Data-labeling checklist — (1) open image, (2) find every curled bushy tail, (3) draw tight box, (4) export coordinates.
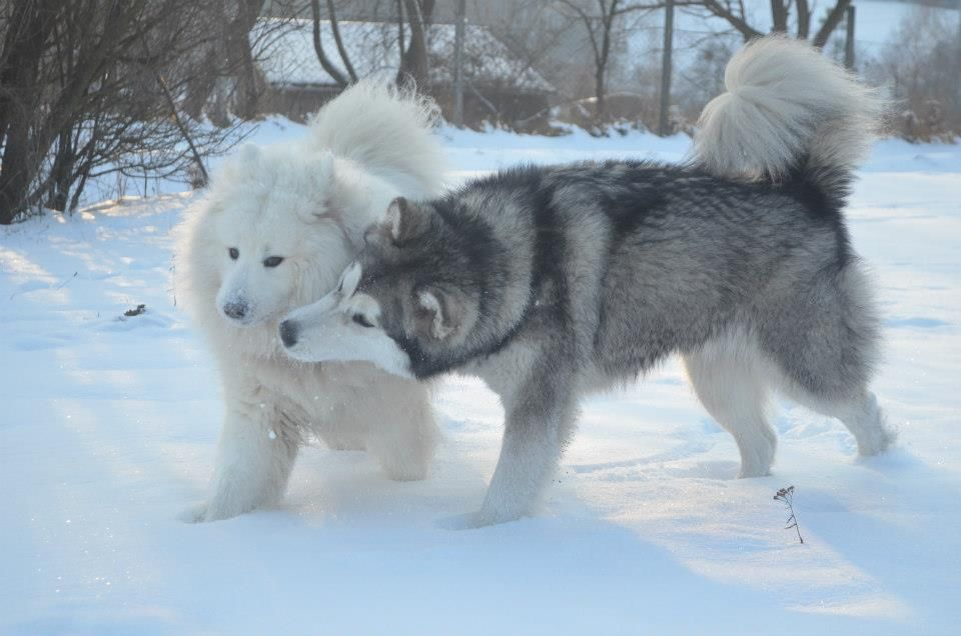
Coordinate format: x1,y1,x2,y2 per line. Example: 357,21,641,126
307,80,446,198
694,35,883,202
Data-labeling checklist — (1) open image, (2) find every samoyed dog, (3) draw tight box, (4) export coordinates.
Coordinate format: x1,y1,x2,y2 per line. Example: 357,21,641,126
174,82,445,522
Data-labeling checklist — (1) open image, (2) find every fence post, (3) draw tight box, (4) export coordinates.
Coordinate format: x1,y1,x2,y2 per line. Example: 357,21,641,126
453,0,466,127
844,4,856,70
658,0,674,136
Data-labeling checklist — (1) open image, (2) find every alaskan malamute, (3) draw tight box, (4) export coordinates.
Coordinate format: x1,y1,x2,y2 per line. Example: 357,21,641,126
281,37,896,527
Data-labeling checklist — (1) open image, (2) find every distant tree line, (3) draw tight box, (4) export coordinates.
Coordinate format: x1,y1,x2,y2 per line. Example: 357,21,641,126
1,0,957,222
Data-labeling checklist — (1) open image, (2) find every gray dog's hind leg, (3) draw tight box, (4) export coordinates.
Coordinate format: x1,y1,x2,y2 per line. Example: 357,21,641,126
760,265,896,457
683,335,777,478
784,388,895,456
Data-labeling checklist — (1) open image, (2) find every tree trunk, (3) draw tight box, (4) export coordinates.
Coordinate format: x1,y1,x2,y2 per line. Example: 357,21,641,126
398,0,430,92
658,0,674,136
770,0,788,33
0,1,58,224
226,0,264,120
795,0,810,39
46,128,76,212
0,114,39,223
594,1,618,121
327,0,358,83
311,0,348,87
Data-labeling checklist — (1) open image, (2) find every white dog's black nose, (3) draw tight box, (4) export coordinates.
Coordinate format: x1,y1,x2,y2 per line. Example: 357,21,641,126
223,301,248,320
279,320,299,348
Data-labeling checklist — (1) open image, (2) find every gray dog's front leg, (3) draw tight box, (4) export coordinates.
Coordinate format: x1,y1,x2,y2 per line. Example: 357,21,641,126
472,371,576,527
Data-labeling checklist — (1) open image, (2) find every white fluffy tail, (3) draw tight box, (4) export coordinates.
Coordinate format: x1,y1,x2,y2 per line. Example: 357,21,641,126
307,81,446,199
694,35,883,200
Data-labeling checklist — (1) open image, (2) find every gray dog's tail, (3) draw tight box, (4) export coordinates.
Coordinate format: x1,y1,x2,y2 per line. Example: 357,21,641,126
693,35,883,202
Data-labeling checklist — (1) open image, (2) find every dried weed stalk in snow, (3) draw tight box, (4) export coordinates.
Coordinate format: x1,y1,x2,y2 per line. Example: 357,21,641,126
774,486,804,544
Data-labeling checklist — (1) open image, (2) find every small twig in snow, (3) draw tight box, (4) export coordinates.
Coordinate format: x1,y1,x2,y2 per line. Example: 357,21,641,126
123,303,147,318
774,485,804,544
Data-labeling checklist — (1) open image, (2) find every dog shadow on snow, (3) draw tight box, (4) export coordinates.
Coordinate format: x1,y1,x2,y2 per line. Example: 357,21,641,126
170,401,953,632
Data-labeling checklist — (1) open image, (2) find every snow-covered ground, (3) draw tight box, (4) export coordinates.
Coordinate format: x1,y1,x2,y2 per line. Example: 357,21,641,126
1,123,959,635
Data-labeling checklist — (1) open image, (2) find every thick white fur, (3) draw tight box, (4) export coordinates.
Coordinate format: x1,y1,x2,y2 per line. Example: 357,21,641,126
174,81,445,522
694,35,884,182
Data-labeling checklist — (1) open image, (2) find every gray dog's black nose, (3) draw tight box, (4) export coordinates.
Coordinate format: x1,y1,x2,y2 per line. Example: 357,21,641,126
223,301,248,320
279,320,298,348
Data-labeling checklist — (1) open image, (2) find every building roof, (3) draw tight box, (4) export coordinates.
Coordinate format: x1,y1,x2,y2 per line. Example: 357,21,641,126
253,18,553,93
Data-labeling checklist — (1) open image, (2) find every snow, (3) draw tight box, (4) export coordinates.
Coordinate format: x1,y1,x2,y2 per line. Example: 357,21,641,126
1,123,960,635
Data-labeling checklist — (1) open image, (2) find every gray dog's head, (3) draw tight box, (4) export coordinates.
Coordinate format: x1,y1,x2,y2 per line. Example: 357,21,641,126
279,197,481,378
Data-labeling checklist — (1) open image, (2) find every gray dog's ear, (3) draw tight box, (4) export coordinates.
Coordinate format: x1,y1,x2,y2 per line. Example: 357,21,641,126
415,286,464,340
378,197,430,245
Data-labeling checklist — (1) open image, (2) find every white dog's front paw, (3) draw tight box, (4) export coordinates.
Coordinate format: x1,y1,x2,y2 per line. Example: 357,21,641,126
178,503,210,523
178,498,255,523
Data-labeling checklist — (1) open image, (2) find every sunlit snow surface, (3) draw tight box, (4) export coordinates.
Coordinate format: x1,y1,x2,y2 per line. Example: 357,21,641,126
1,122,959,635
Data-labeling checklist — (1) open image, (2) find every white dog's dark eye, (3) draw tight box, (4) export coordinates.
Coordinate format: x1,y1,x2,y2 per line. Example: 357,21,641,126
352,313,375,328
228,247,239,260
263,256,284,268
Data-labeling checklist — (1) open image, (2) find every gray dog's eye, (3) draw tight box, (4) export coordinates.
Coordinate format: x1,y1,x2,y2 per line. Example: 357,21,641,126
263,256,284,268
352,313,375,328
228,247,239,260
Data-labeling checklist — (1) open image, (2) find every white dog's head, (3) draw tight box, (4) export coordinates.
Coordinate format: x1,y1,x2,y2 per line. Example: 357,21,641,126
197,143,372,328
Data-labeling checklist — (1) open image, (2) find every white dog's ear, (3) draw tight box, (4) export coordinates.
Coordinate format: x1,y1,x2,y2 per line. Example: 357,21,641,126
375,197,430,245
415,286,462,340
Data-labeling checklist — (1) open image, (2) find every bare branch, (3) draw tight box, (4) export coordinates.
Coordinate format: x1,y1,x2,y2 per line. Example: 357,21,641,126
812,0,851,48
310,0,348,87
326,0,357,83
700,0,763,41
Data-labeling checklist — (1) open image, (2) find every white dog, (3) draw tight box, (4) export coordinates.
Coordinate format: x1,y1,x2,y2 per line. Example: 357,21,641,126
174,82,445,522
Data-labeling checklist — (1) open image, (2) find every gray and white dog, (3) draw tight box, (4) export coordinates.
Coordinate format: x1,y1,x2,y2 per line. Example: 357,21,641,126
280,36,896,526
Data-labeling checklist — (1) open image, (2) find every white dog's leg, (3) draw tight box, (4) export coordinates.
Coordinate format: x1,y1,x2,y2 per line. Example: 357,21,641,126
363,378,439,481
183,399,299,522
472,371,576,527
684,337,777,478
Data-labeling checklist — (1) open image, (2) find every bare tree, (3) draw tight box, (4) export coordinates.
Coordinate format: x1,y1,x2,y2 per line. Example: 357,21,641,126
226,0,269,120
698,0,852,47
484,1,581,99
0,0,248,224
396,0,435,92
307,0,434,94
555,1,669,120
865,7,961,141
310,0,357,88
